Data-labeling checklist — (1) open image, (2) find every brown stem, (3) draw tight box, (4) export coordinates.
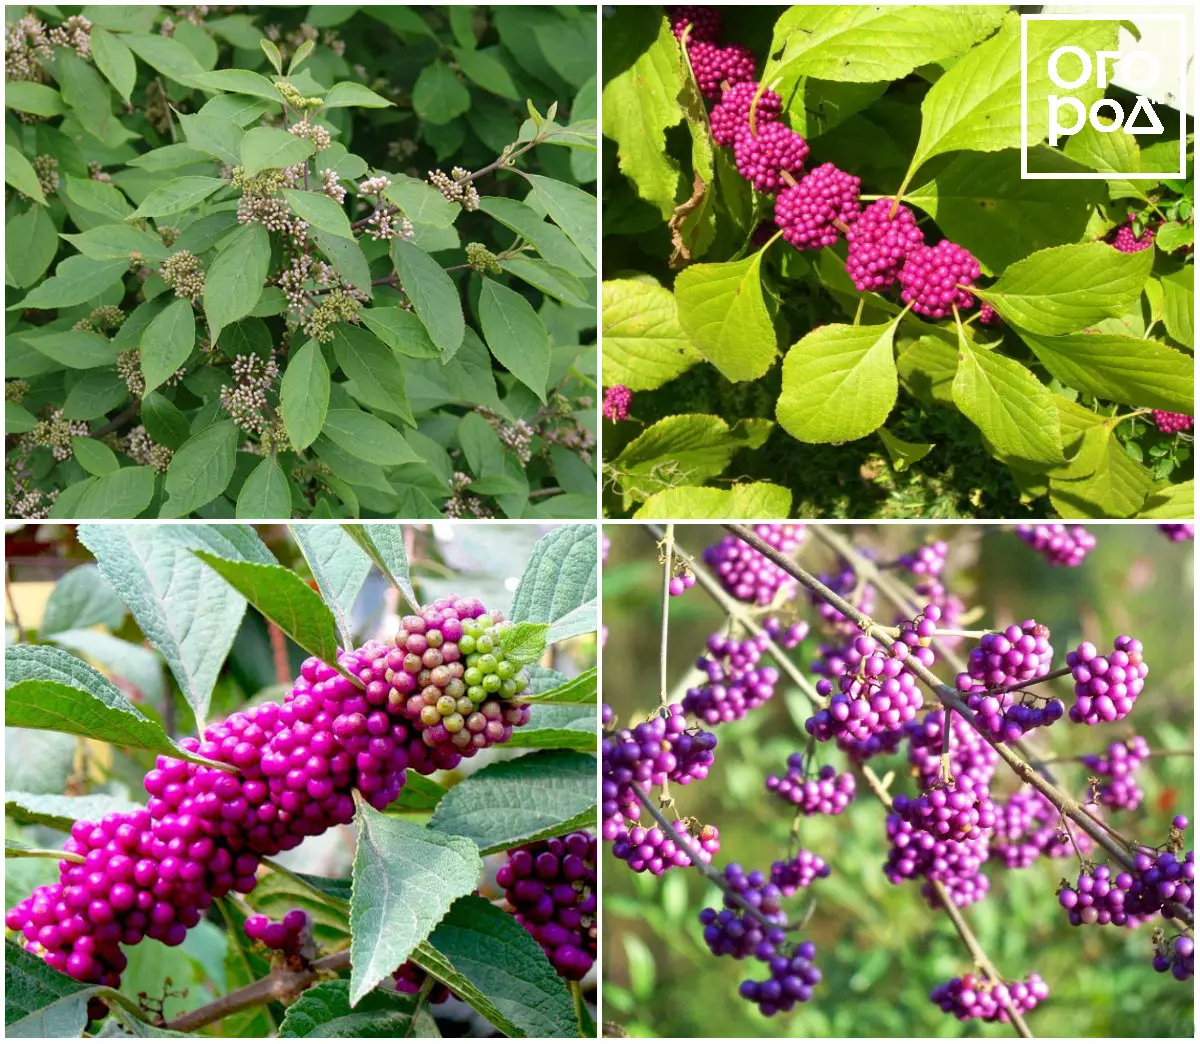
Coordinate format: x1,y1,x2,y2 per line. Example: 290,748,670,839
165,949,350,1032
268,620,290,686
91,402,141,439
659,524,675,710
5,563,27,644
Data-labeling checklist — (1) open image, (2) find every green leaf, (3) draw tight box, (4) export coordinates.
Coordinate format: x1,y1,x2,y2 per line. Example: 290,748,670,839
61,223,169,263
162,421,240,517
382,175,459,229
452,46,520,99
62,175,134,222
4,81,65,117
906,16,1118,177
5,791,145,833
76,524,268,724
1155,222,1193,254
4,645,222,765
57,49,112,142
21,329,122,370
40,563,126,635
419,895,577,1038
499,621,550,668
5,840,83,862
952,335,1064,468
281,189,353,239
278,980,436,1038
331,325,413,424
979,242,1153,335
141,297,196,394
601,279,700,391
1160,269,1193,350
121,31,206,81
49,629,165,706
499,257,590,308
236,457,292,519
1017,330,1192,413
1138,480,1193,519
280,338,330,451
291,524,372,649
90,27,137,102
6,402,35,434
321,410,419,466
260,37,283,74
632,481,793,519
777,321,899,444
141,391,191,450
429,750,596,854
509,524,597,643
240,126,315,178
478,278,552,402
340,524,417,610
390,239,464,356
521,173,597,264
1049,426,1156,518
348,800,482,1005
675,251,776,382
5,146,46,205
877,427,935,473
205,223,271,342
128,176,226,219
70,437,119,477
359,308,441,359
192,552,344,667
476,196,589,275
5,938,98,1037
11,257,129,311
322,81,396,109
178,112,245,166
509,703,596,751
521,665,597,706
6,205,58,288
765,5,1005,84
411,61,470,124
613,414,774,502
309,228,373,297
187,68,281,101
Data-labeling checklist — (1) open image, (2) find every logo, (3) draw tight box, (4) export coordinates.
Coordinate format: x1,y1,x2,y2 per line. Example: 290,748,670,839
1020,13,1187,179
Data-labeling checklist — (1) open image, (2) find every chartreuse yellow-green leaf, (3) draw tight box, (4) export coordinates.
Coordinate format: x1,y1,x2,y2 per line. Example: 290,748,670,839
777,321,900,444
602,279,701,390
632,482,793,519
675,250,776,382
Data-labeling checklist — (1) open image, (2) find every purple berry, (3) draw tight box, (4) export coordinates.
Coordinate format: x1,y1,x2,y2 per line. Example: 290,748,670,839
844,199,924,292
898,239,981,319
774,163,861,250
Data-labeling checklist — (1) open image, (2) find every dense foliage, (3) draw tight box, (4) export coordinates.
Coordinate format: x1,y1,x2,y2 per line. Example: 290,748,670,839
601,6,1194,519
602,522,1193,1036
5,6,597,520
5,522,598,1037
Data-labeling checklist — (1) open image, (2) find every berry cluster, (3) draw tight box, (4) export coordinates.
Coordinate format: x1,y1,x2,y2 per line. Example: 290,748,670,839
496,832,596,981
699,864,789,961
738,941,822,1016
710,81,781,148
610,821,719,875
906,710,998,792
893,775,997,843
1065,636,1147,725
6,596,530,992
989,788,1091,870
961,621,1053,690
770,852,831,894
774,163,861,250
884,810,991,910
1152,410,1193,435
763,616,809,649
1160,523,1195,542
702,524,805,606
603,385,632,422
683,633,779,725
806,636,928,744
897,541,948,576
930,972,1049,1023
1082,736,1151,811
1015,523,1097,567
601,704,717,836
394,961,451,1004
244,909,312,958
1154,935,1195,982
1112,216,1156,253
765,755,856,816
898,240,983,319
668,570,696,597
844,199,925,292
809,564,874,634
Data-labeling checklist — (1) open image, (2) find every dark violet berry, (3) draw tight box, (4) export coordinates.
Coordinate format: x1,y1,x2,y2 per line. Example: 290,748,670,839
898,239,981,319
844,199,924,292
805,636,928,743
703,523,805,605
897,541,947,577
931,971,1049,1022
1066,636,1147,725
709,81,781,147
739,942,822,1016
698,863,789,961
244,908,311,958
765,754,855,815
394,960,451,1004
1153,411,1193,435
978,301,1001,325
763,616,808,649
1160,523,1195,542
732,122,809,193
771,852,830,894
602,384,632,422
990,787,1091,869
774,163,861,250
684,633,778,724
1015,523,1096,567
497,832,596,980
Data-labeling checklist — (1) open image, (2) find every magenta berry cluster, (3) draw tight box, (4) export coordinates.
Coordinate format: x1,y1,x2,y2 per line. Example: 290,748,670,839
883,810,991,910
960,621,1054,690
809,564,875,634
738,940,822,1017
1082,736,1151,810
990,788,1091,870
773,163,861,250
733,120,810,192
244,908,311,957
1014,523,1097,567
770,852,831,894
1112,217,1156,253
703,523,805,606
905,710,998,792
765,755,855,815
601,703,717,835
763,616,808,649
683,633,779,725
666,4,722,42
496,832,596,981
709,81,781,147
1160,523,1195,542
611,821,719,874
978,302,1001,325
394,960,451,1004
931,972,1049,1023
602,384,632,422
1154,935,1195,981
897,541,947,576
668,570,696,597
1152,410,1193,434
806,635,928,743
1065,636,1147,725
898,239,982,318
893,775,997,843
844,199,925,291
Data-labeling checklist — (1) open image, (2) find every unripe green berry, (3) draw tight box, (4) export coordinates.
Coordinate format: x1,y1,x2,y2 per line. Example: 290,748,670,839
497,660,515,680
436,694,457,716
500,678,520,698
483,673,502,693
476,634,494,654
459,635,477,654
476,653,498,673
467,685,486,704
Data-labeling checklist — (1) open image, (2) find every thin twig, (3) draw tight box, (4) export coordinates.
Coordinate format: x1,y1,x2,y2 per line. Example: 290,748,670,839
5,563,27,643
659,524,674,709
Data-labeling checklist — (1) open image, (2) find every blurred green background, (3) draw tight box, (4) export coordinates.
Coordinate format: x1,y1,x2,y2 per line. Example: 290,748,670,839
601,523,1194,1037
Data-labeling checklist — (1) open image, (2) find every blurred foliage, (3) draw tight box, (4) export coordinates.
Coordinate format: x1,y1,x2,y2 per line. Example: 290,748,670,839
602,523,1194,1037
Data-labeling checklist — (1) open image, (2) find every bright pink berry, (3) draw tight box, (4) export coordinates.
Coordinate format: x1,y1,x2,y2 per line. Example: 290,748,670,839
774,163,861,250
666,5,722,43
978,302,1001,325
710,81,781,147
733,121,809,193
1153,411,1193,434
898,239,981,318
603,385,632,422
1112,216,1156,253
844,199,924,291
